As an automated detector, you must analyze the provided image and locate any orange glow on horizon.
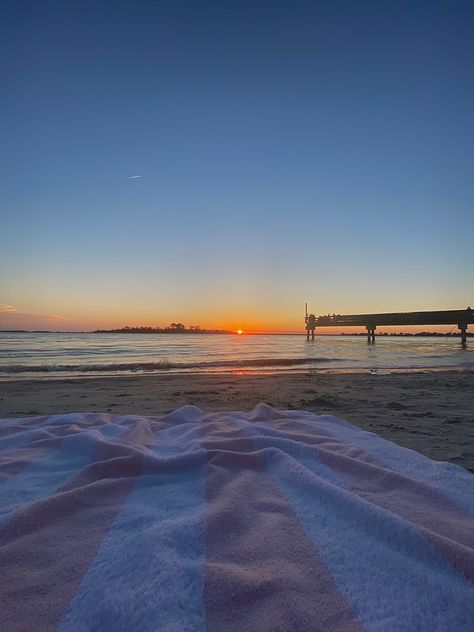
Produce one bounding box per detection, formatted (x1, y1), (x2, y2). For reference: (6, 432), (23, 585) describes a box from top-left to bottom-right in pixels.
(0, 304), (467, 336)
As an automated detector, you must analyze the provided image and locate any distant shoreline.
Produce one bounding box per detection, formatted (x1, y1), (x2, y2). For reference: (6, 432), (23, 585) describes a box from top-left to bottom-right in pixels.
(0, 330), (472, 337)
(93, 328), (231, 335)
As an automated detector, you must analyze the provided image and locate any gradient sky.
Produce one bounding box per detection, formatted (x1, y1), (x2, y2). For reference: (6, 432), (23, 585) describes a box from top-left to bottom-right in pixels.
(1, 1), (473, 332)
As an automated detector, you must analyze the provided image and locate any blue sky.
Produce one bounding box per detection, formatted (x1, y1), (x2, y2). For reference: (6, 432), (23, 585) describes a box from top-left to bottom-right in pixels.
(1, 1), (473, 331)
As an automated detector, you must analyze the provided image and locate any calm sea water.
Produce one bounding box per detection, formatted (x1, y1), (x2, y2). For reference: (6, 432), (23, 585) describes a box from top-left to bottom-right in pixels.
(0, 332), (473, 380)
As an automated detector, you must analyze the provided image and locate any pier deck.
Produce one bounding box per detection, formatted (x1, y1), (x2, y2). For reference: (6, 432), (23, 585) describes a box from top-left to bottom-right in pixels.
(305, 308), (473, 343)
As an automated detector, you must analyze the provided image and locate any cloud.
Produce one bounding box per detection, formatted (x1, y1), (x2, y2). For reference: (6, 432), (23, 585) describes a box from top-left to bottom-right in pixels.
(42, 314), (72, 321)
(128, 174), (143, 179)
(0, 306), (71, 322)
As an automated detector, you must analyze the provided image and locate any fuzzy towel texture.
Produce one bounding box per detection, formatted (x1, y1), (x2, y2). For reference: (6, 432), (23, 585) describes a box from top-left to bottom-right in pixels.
(1, 404), (474, 632)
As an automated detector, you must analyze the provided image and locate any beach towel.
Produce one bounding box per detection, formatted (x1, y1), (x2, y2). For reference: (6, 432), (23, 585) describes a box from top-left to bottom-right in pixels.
(1, 403), (473, 631)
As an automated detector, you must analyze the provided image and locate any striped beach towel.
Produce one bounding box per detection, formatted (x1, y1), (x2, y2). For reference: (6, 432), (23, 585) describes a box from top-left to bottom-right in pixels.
(1, 403), (473, 631)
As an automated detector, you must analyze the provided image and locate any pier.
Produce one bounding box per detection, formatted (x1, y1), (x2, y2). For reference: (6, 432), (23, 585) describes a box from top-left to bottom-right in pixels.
(305, 306), (473, 344)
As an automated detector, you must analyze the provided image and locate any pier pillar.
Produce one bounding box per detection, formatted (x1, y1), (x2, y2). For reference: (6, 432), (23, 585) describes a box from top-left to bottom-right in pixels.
(458, 323), (468, 345)
(366, 325), (376, 343)
(306, 314), (317, 342)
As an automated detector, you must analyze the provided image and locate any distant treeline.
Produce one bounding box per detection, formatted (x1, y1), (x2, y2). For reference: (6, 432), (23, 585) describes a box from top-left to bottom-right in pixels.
(93, 323), (231, 334)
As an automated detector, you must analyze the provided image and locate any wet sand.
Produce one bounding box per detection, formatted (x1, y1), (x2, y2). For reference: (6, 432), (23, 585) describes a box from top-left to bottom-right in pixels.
(0, 370), (473, 472)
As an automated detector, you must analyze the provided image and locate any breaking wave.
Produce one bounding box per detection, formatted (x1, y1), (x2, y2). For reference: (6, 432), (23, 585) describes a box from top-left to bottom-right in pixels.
(1, 357), (339, 375)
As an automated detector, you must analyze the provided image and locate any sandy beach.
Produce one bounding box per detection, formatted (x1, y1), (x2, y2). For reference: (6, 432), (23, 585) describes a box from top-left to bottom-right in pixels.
(1, 370), (473, 472)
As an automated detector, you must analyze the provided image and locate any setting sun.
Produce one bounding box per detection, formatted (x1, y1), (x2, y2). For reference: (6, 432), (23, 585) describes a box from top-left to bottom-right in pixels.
(236, 330), (243, 335)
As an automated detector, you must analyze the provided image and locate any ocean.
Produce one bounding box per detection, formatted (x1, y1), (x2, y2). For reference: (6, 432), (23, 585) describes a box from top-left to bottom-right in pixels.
(1, 332), (473, 380)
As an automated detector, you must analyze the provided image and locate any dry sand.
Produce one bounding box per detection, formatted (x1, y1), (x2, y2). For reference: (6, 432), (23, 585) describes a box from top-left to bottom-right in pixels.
(0, 370), (473, 472)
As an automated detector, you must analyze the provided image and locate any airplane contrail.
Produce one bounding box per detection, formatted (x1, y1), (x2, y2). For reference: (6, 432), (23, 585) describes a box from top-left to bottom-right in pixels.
(128, 174), (143, 179)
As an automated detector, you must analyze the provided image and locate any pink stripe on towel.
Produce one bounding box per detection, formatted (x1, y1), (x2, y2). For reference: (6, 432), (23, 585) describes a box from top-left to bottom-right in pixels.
(0, 419), (159, 632)
(200, 416), (363, 632)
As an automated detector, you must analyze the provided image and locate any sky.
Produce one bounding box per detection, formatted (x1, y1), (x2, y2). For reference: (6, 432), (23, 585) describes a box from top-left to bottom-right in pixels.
(1, 0), (473, 332)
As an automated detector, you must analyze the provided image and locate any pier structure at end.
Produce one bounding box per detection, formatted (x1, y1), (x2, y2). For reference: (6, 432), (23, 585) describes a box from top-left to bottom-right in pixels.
(304, 303), (317, 340)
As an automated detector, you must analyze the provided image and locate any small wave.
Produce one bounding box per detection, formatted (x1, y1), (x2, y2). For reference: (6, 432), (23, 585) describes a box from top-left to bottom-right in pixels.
(0, 357), (339, 374)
